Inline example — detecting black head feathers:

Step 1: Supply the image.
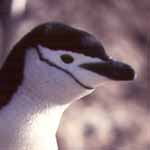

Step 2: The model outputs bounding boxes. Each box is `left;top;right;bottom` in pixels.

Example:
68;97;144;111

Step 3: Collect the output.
13;22;109;60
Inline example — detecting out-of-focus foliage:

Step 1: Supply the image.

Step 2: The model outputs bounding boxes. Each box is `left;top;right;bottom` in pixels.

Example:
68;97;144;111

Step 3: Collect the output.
0;0;149;149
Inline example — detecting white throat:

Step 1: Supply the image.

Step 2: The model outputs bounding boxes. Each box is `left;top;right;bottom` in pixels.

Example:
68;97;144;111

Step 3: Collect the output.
0;48;93;150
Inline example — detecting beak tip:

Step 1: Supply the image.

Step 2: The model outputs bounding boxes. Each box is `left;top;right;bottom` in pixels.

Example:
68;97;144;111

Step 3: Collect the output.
111;62;135;81
126;67;135;80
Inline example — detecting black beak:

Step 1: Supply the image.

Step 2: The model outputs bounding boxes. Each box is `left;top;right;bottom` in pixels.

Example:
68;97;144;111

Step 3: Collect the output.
80;59;135;81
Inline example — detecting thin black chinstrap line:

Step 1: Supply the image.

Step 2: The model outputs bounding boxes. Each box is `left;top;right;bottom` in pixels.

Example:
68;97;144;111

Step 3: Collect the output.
35;47;93;90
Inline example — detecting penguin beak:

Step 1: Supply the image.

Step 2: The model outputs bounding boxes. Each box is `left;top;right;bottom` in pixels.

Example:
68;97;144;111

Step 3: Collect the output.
80;58;135;81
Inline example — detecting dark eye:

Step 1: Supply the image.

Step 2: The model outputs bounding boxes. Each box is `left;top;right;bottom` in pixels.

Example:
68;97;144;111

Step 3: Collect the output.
61;54;74;64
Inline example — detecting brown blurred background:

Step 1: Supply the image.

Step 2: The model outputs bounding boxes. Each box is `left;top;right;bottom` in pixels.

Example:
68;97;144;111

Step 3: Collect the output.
0;0;149;149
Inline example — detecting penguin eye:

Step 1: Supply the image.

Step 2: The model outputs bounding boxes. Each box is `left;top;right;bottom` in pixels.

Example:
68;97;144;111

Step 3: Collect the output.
61;54;74;64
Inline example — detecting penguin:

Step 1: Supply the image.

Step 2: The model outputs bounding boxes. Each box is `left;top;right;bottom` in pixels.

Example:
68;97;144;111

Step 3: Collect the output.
0;22;135;150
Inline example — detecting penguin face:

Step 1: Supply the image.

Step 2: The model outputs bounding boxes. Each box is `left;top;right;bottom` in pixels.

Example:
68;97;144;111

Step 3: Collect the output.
37;45;103;89
37;44;134;89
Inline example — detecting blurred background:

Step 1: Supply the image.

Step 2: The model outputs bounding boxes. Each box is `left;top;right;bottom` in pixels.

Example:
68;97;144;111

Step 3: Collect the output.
0;0;149;149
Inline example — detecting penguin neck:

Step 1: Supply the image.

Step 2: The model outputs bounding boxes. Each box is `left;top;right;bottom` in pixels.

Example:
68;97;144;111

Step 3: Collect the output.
0;79;87;150
0;55;93;150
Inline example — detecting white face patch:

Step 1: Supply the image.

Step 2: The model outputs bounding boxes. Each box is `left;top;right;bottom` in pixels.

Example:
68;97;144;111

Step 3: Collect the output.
38;45;110;88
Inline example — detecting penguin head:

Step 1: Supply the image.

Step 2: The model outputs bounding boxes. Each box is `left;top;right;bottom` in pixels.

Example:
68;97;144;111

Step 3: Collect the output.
0;22;135;107
30;22;134;89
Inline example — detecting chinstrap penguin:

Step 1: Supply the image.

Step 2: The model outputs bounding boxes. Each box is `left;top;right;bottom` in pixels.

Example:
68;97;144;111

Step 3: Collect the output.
0;22;135;150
